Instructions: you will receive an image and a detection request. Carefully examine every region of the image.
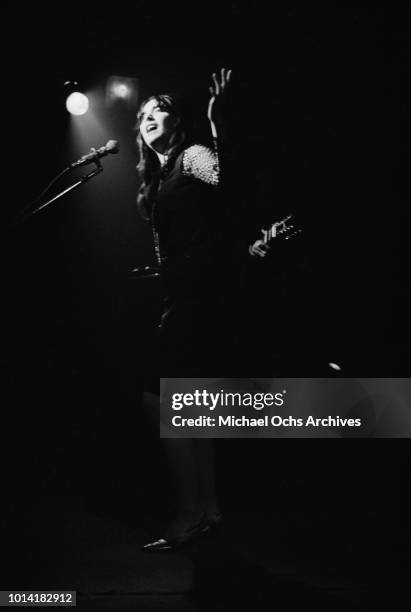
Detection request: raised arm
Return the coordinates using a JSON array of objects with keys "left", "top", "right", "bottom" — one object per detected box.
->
[
  {"left": 182, "top": 68, "right": 233, "bottom": 188},
  {"left": 207, "top": 67, "right": 232, "bottom": 143}
]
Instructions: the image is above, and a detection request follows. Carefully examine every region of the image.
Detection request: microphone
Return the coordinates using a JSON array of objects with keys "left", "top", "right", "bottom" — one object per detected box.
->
[{"left": 70, "top": 140, "right": 120, "bottom": 168}]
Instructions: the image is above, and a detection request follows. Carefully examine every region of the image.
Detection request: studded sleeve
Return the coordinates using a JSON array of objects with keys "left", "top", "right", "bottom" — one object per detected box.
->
[{"left": 182, "top": 142, "right": 220, "bottom": 187}]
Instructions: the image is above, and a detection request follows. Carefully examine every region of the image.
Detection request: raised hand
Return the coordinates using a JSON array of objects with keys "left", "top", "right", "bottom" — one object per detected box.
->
[{"left": 207, "top": 68, "right": 232, "bottom": 137}]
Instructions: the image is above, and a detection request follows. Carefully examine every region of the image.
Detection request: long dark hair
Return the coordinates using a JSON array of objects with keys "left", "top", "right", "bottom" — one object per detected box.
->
[{"left": 135, "top": 94, "right": 190, "bottom": 221}]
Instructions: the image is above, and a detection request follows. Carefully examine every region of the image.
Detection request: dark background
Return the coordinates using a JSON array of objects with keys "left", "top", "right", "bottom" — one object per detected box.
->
[
  {"left": 3, "top": 3, "right": 409, "bottom": 377},
  {"left": 1, "top": 3, "right": 409, "bottom": 606}
]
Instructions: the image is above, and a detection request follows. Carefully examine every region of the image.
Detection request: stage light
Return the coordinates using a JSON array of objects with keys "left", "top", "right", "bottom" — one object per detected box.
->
[
  {"left": 112, "top": 82, "right": 131, "bottom": 99},
  {"left": 105, "top": 76, "right": 139, "bottom": 106},
  {"left": 66, "top": 92, "right": 89, "bottom": 115}
]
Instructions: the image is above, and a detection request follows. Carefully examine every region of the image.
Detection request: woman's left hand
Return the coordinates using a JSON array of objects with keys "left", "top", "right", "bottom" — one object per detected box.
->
[{"left": 207, "top": 68, "right": 232, "bottom": 132}]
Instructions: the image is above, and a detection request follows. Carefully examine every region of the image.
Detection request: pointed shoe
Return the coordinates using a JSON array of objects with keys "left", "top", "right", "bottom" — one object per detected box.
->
[{"left": 142, "top": 516, "right": 212, "bottom": 552}]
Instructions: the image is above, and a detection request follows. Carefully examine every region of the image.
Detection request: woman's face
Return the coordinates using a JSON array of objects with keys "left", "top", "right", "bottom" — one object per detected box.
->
[{"left": 138, "top": 98, "right": 179, "bottom": 153}]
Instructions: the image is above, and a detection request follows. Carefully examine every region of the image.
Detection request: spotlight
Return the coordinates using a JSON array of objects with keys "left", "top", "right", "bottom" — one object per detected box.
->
[
  {"left": 66, "top": 92, "right": 89, "bottom": 116},
  {"left": 105, "top": 76, "right": 139, "bottom": 106},
  {"left": 112, "top": 82, "right": 130, "bottom": 99}
]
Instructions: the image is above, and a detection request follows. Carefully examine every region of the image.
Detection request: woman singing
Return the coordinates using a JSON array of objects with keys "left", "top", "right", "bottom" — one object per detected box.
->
[
  {"left": 136, "top": 68, "right": 232, "bottom": 373},
  {"left": 136, "top": 69, "right": 232, "bottom": 550}
]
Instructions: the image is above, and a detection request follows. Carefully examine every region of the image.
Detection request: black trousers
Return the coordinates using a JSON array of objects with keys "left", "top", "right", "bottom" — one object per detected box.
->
[{"left": 158, "top": 294, "right": 233, "bottom": 376}]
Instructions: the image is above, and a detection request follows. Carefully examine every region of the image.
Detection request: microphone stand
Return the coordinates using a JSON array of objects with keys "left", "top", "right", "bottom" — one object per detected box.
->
[{"left": 14, "top": 160, "right": 104, "bottom": 226}]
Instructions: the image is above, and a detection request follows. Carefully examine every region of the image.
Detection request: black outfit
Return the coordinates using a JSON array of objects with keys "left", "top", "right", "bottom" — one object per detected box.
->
[{"left": 147, "top": 142, "right": 231, "bottom": 375}]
